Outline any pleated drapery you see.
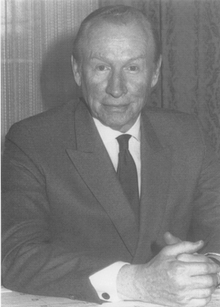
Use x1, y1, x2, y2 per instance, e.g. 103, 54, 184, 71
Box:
2, 0, 220, 156
160, 0, 220, 155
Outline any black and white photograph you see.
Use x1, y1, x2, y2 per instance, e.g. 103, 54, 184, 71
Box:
1, 1, 220, 306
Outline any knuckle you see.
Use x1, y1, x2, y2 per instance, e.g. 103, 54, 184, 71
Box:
200, 255, 210, 263
173, 263, 188, 281
171, 267, 188, 292
207, 274, 217, 287
161, 245, 171, 255
201, 263, 209, 274
202, 297, 211, 305
176, 294, 189, 305
201, 262, 215, 275
208, 263, 218, 273
201, 288, 212, 298
201, 275, 213, 287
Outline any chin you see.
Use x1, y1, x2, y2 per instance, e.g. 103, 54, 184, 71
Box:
106, 119, 133, 132
96, 108, 136, 130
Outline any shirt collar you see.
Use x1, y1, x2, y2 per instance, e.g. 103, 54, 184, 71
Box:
93, 115, 141, 143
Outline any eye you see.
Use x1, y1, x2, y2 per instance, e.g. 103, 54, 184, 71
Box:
96, 65, 109, 71
125, 65, 139, 72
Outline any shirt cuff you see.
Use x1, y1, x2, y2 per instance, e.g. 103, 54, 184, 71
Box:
89, 261, 129, 302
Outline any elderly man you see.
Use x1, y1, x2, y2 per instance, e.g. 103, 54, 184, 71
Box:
2, 5, 220, 307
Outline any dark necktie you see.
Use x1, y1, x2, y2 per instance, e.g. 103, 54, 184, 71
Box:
116, 134, 139, 220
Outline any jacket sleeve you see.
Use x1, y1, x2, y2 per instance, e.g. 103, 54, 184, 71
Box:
1, 123, 106, 304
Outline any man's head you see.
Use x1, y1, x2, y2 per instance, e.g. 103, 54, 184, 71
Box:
72, 5, 162, 132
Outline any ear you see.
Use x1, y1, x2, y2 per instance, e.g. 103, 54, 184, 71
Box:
151, 56, 162, 88
71, 55, 82, 87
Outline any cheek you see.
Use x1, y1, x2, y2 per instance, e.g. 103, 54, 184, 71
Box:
87, 83, 105, 103
81, 78, 99, 101
128, 79, 150, 100
82, 81, 106, 114
83, 73, 107, 98
127, 71, 152, 94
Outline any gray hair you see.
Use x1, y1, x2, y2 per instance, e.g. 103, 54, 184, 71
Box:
72, 5, 161, 64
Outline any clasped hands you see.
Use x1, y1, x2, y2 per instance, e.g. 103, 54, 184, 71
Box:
117, 232, 220, 307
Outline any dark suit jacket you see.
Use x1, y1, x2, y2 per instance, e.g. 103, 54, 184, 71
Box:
2, 99, 220, 303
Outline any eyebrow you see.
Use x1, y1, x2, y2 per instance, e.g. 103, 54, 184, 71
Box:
89, 55, 146, 62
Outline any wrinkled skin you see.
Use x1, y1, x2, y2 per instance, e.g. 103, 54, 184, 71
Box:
118, 233, 219, 307
72, 21, 161, 133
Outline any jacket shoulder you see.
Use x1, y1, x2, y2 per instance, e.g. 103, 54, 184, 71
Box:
143, 107, 206, 149
5, 100, 78, 141
4, 100, 80, 157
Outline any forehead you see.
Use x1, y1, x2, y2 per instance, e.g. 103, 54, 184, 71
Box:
82, 21, 154, 60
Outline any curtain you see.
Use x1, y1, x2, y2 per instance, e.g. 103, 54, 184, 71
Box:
2, 0, 220, 156
160, 0, 220, 155
1, 0, 99, 146
100, 0, 220, 156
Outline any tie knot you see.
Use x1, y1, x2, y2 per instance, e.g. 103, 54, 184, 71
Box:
117, 134, 131, 151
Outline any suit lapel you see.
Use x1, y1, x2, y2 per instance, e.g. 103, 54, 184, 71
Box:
134, 112, 172, 262
66, 101, 139, 256
66, 102, 172, 260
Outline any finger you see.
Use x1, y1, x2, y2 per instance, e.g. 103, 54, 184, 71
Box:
162, 240, 204, 257
191, 272, 219, 288
188, 287, 213, 298
187, 297, 211, 307
164, 232, 182, 245
177, 253, 213, 263
189, 262, 219, 276
176, 289, 212, 307
212, 273, 220, 288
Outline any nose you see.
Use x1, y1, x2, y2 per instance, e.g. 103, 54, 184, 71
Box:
106, 70, 127, 98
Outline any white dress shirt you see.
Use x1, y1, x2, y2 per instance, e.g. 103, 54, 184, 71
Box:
89, 116, 141, 302
93, 116, 141, 193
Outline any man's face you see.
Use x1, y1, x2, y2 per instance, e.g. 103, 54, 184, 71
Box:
73, 21, 161, 132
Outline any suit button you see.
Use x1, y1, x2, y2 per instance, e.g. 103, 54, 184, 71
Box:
102, 292, 110, 300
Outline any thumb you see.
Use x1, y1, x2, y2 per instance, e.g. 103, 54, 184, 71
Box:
162, 239, 204, 257
164, 232, 182, 245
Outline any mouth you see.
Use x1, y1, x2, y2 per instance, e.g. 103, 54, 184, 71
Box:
103, 104, 130, 112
